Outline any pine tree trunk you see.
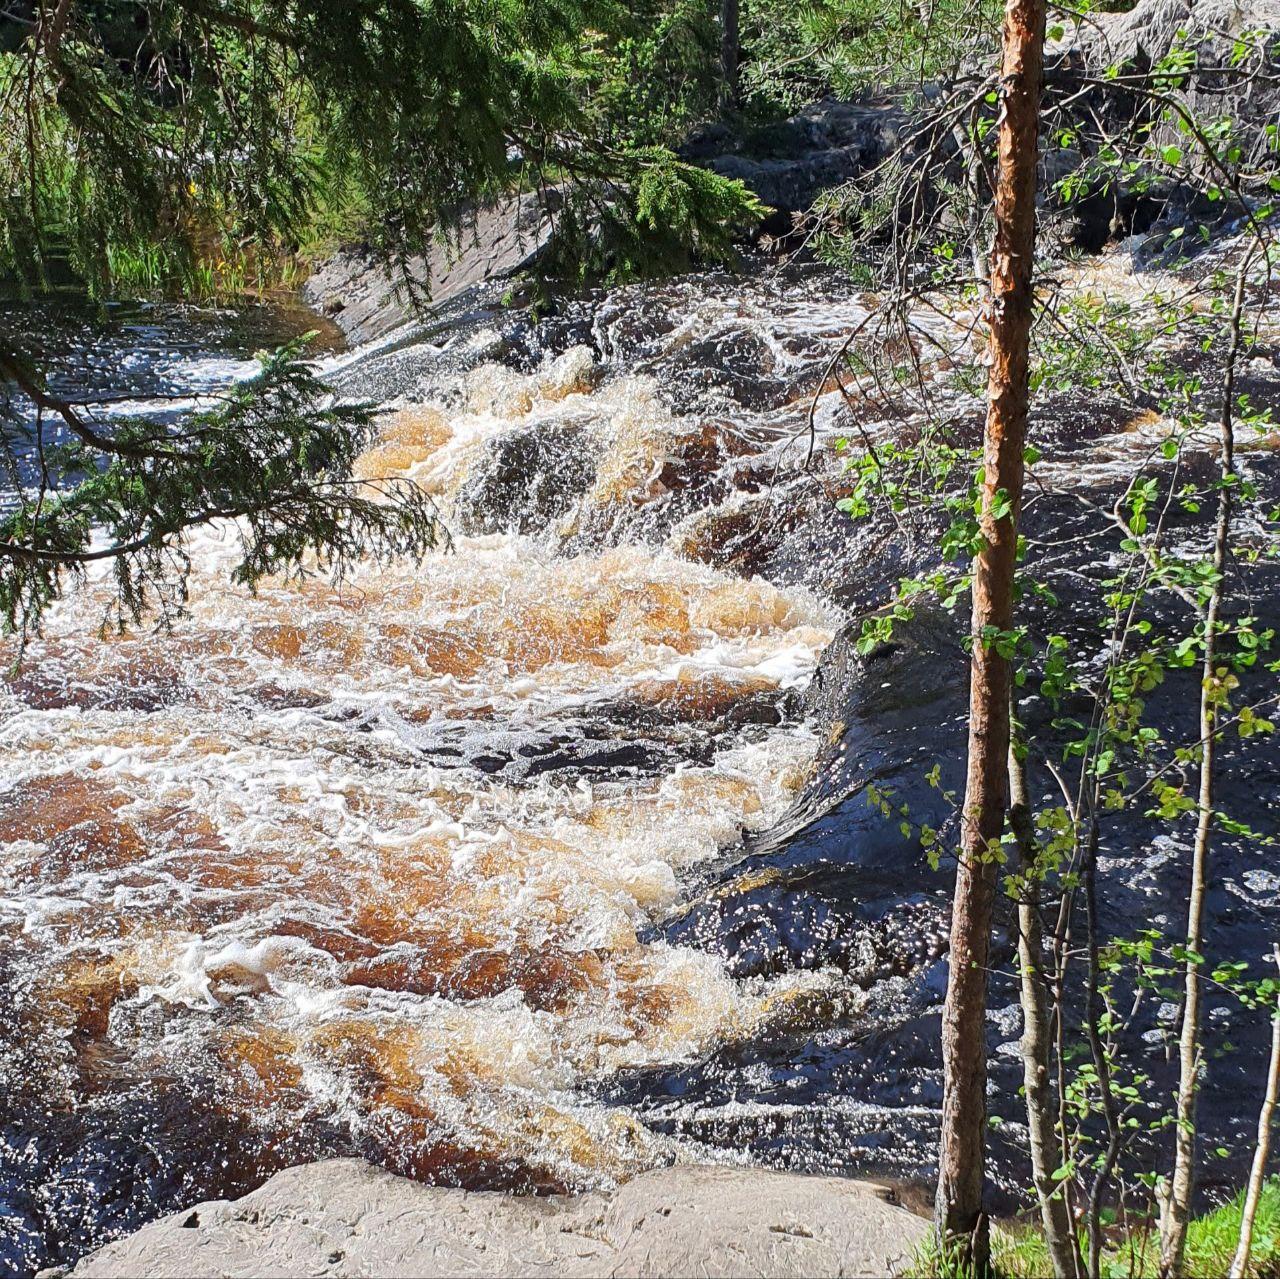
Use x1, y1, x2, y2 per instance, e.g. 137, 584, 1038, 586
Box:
719, 0, 740, 113
1009, 741, 1083, 1278
934, 0, 1045, 1267
1159, 249, 1250, 1279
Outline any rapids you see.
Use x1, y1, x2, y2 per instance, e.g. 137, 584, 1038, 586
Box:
6, 249, 1278, 1276
0, 268, 875, 1275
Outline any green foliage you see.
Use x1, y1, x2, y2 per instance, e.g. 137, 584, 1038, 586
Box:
0, 0, 761, 297
0, 339, 442, 636
590, 0, 720, 147
741, 0, 1001, 111
908, 1179, 1280, 1278
539, 146, 766, 285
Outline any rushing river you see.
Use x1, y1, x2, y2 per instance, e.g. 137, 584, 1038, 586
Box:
4, 255, 1278, 1276
0, 271, 889, 1275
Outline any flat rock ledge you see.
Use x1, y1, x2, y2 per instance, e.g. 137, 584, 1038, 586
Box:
51, 1159, 929, 1278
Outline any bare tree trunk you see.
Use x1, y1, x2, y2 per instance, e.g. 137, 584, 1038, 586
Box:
1229, 946, 1280, 1279
1159, 249, 1250, 1279
38, 0, 75, 59
1009, 740, 1083, 1278
951, 117, 991, 289
934, 0, 1045, 1267
1083, 813, 1124, 1279
718, 0, 740, 113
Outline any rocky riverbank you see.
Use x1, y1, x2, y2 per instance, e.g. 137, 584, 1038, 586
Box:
302, 0, 1280, 348
48, 1161, 927, 1279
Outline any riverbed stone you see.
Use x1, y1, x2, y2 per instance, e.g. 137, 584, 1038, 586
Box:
57, 1159, 928, 1279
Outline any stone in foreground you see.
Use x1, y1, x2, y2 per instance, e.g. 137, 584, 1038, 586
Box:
59, 1159, 928, 1278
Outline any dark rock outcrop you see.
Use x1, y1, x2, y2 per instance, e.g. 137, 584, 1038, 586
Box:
1045, 0, 1280, 250
685, 99, 906, 221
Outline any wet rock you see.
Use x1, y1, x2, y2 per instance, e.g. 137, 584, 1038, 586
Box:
383, 712, 717, 782
639, 602, 965, 1140
1, 1095, 295, 1279
1, 652, 190, 713
453, 420, 598, 536
60, 1158, 927, 1279
244, 684, 329, 712
680, 465, 946, 614
641, 600, 964, 953
608, 672, 791, 729
656, 419, 759, 491
680, 498, 809, 580
649, 332, 790, 413
987, 1004, 1021, 1040
664, 876, 945, 982
0, 1188, 46, 1278
600, 975, 949, 1187
1029, 390, 1158, 455
568, 417, 768, 552
626, 429, 1279, 1192
1239, 869, 1280, 907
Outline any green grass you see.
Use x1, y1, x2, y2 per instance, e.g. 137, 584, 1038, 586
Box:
105, 238, 312, 303
1185, 1182, 1280, 1279
909, 1179, 1280, 1278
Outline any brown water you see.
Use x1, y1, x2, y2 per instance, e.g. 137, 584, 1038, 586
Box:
10, 250, 1270, 1276
0, 311, 862, 1272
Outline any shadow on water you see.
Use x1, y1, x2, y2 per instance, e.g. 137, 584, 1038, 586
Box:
0, 294, 344, 504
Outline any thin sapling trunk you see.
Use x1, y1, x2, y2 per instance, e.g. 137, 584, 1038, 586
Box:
1229, 946, 1280, 1279
934, 0, 1045, 1266
1009, 733, 1084, 1278
1159, 247, 1252, 1278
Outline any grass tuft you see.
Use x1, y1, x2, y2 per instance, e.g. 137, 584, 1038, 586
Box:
908, 1178, 1280, 1278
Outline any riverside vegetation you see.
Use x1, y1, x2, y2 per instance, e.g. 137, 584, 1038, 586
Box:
2, 1, 1280, 1277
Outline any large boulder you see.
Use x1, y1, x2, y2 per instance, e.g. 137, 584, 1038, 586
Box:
1069, 0, 1280, 66
54, 1158, 928, 1279
303, 194, 553, 345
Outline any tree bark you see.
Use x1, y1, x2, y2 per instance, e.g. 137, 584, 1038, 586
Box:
38, 0, 75, 59
1159, 247, 1250, 1279
1083, 814, 1124, 1279
1009, 740, 1083, 1278
934, 0, 1045, 1267
718, 0, 740, 113
1229, 947, 1280, 1279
